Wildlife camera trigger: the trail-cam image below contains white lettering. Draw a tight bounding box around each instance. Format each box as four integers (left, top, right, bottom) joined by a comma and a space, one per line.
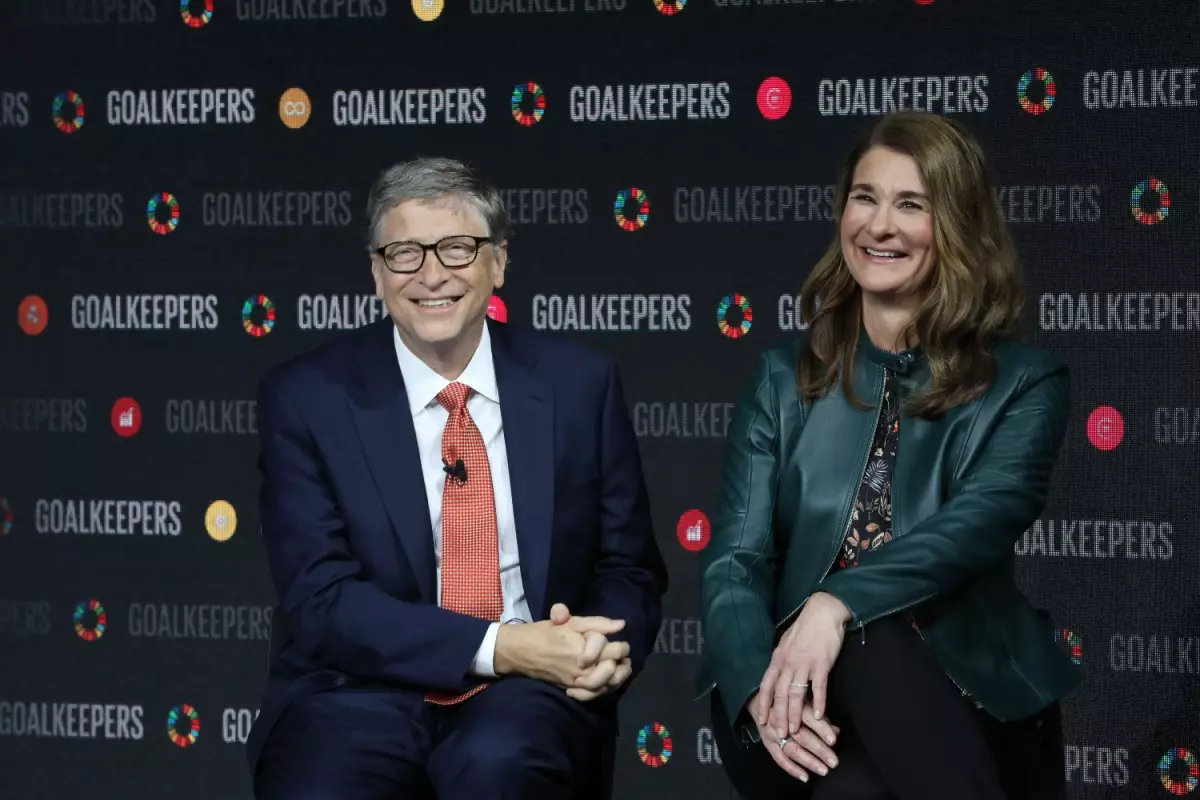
530, 294, 692, 331
674, 185, 835, 223
69, 295, 219, 330
105, 89, 256, 125
1063, 745, 1130, 785
817, 75, 989, 116
222, 708, 260, 743
331, 88, 487, 126
0, 92, 30, 127
1153, 408, 1200, 444
1038, 292, 1200, 332
633, 402, 734, 438
34, 500, 183, 536
568, 83, 731, 122
128, 604, 273, 641
0, 702, 144, 740
696, 727, 723, 764
165, 400, 258, 435
297, 295, 386, 330
1014, 519, 1174, 560
235, 0, 388, 18
201, 191, 353, 226
1082, 68, 1199, 110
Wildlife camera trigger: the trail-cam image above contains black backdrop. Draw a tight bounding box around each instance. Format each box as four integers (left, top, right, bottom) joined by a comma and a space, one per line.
2, 1, 1199, 798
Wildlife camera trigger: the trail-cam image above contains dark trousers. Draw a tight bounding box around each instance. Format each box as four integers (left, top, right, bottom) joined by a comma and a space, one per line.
253, 675, 612, 800
712, 615, 1066, 800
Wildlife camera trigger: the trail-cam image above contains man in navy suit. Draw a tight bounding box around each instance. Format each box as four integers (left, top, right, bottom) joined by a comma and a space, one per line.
247, 157, 668, 799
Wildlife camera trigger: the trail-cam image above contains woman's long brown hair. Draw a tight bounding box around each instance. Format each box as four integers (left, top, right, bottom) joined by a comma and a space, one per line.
797, 111, 1025, 419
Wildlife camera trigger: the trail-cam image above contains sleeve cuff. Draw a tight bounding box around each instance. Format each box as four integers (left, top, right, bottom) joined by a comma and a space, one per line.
469, 622, 500, 678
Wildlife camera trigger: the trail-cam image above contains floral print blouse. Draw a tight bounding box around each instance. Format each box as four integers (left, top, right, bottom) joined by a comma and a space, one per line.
832, 370, 901, 572
827, 367, 982, 707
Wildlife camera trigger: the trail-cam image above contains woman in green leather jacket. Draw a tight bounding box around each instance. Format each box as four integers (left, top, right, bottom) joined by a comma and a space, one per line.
698, 111, 1079, 799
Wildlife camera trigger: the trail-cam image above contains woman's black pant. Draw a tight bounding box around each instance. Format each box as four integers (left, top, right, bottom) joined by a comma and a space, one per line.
710, 614, 1065, 800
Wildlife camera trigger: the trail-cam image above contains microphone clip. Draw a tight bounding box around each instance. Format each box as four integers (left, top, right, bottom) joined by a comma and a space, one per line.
442, 458, 468, 485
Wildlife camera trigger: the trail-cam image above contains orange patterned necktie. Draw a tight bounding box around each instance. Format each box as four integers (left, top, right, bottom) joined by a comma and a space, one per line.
425, 381, 504, 706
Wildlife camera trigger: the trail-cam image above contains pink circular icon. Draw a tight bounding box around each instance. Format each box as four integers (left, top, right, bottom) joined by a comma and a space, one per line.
1087, 405, 1124, 451
676, 509, 711, 552
756, 77, 792, 121
487, 295, 508, 322
111, 397, 143, 438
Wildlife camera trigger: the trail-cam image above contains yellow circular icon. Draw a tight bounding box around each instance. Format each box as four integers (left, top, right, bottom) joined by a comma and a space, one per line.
412, 0, 444, 21
279, 88, 312, 129
205, 501, 238, 542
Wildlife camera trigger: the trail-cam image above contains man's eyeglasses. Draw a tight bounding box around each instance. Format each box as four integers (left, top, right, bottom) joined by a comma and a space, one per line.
374, 235, 493, 274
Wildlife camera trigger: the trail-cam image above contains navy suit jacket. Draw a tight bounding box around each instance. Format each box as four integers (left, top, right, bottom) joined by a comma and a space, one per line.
245, 316, 668, 770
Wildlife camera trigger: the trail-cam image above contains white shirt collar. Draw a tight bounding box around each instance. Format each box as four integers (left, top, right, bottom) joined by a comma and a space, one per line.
392, 321, 499, 416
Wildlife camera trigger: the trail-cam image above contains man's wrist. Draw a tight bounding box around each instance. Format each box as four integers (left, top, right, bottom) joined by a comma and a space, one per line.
493, 622, 519, 676
468, 622, 500, 678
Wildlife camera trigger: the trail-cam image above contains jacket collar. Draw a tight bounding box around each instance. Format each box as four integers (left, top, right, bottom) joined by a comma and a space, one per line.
857, 326, 924, 376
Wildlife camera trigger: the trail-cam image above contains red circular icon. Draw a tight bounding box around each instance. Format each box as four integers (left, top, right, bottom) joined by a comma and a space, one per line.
756, 77, 792, 121
914, 0, 935, 4
18, 295, 48, 336
676, 509, 711, 552
487, 295, 508, 323
1087, 405, 1124, 451
111, 397, 143, 437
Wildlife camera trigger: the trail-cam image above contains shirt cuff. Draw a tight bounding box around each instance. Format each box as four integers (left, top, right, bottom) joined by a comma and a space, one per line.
469, 622, 500, 678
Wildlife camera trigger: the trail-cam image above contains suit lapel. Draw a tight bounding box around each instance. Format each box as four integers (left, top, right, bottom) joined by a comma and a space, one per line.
489, 319, 554, 620
346, 320, 436, 602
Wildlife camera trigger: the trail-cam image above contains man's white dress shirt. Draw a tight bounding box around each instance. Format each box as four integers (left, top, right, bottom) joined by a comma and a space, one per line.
392, 323, 532, 677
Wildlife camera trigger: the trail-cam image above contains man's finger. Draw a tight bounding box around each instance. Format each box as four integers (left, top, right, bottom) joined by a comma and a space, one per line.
608, 658, 632, 687
565, 615, 626, 634
569, 657, 631, 701
578, 630, 607, 667
597, 640, 630, 663
575, 659, 615, 690
566, 686, 607, 702
550, 603, 571, 625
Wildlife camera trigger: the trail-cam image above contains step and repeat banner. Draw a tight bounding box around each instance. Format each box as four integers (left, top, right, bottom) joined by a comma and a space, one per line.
1, 1, 1198, 798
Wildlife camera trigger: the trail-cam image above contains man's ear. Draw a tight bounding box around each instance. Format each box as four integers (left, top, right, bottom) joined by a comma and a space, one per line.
491, 241, 509, 289
370, 256, 385, 299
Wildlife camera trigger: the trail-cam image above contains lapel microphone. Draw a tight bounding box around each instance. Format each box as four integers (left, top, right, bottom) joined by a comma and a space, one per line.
442, 458, 468, 484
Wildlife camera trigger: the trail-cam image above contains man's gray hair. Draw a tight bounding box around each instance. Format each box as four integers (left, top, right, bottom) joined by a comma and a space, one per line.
364, 156, 512, 251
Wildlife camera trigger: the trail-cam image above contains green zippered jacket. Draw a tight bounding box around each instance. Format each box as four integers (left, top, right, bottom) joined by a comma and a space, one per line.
697, 329, 1080, 741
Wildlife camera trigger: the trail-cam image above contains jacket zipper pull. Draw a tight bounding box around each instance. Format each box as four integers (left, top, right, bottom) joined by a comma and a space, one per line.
860, 626, 865, 645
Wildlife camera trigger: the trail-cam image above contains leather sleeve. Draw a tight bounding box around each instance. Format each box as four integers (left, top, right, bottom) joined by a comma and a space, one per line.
699, 350, 785, 728
818, 358, 1071, 629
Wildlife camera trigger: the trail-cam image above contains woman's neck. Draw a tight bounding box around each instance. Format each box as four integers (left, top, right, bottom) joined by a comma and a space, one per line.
860, 293, 919, 353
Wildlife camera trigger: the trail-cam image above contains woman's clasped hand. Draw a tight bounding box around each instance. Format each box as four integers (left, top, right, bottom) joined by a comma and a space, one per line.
747, 592, 852, 781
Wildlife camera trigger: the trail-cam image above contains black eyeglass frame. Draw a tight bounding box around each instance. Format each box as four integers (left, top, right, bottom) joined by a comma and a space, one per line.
373, 235, 495, 274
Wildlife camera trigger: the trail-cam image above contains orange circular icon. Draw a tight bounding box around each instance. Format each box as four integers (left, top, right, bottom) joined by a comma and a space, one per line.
412, 0, 445, 20
279, 88, 312, 129
18, 295, 48, 335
